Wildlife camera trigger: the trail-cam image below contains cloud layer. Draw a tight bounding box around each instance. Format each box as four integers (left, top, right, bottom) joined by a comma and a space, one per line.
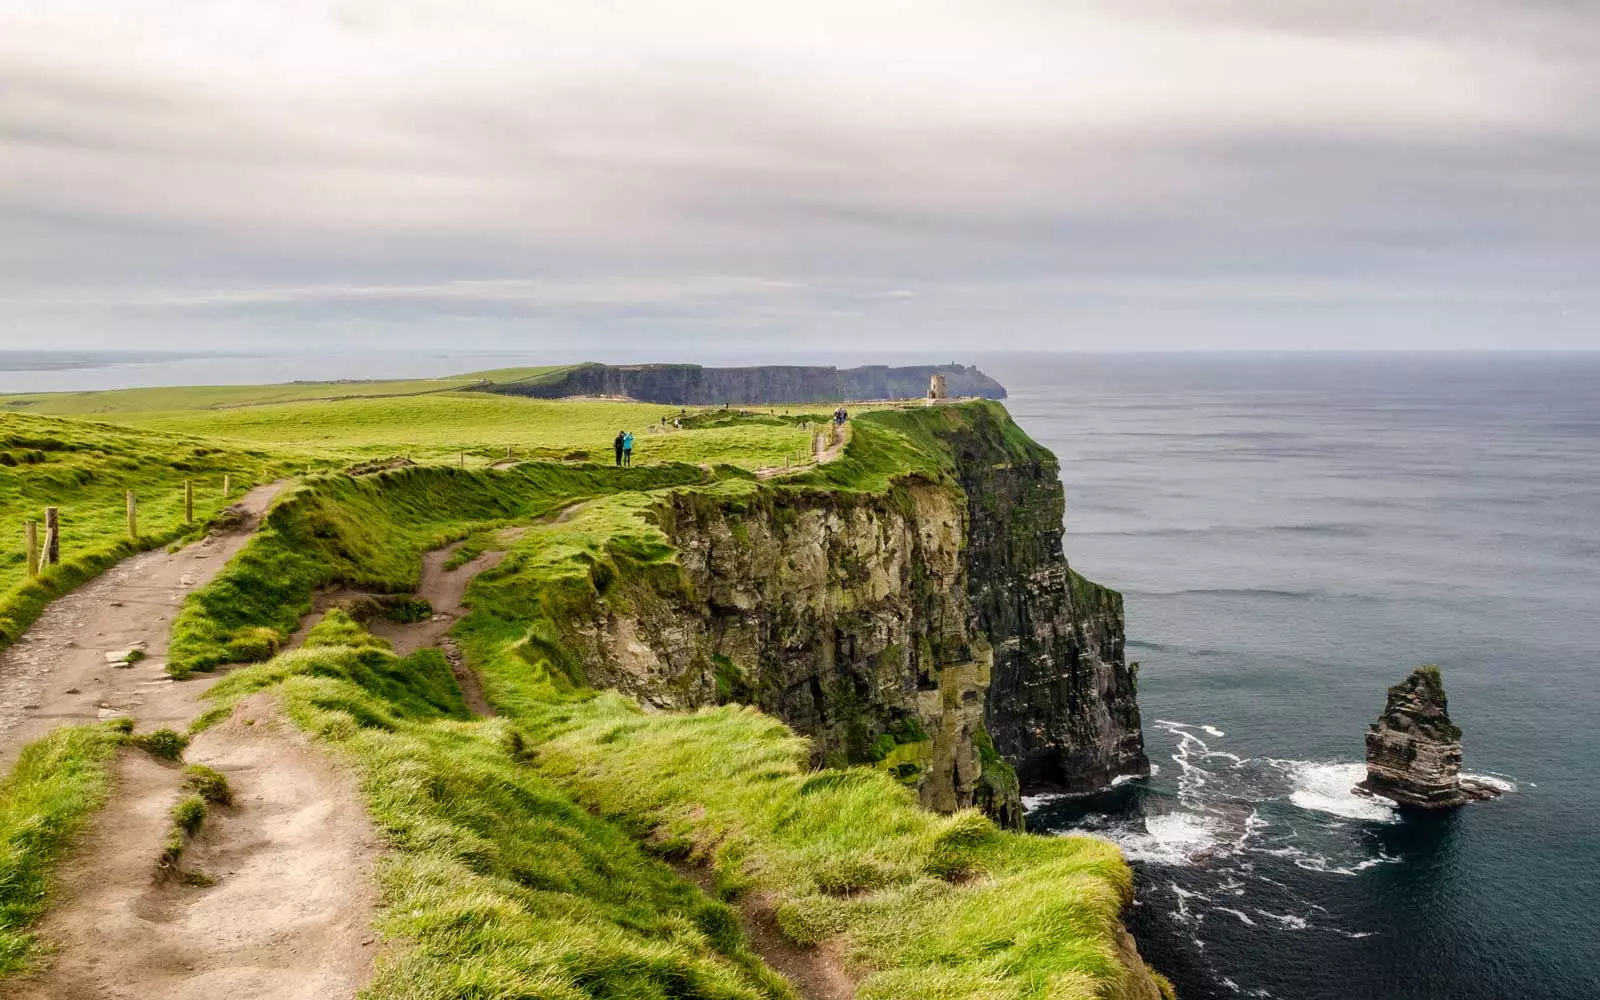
2, 1, 1596, 351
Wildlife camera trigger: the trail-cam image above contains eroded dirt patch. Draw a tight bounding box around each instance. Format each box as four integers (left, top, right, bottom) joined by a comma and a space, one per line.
673, 862, 856, 1000
8, 694, 381, 1000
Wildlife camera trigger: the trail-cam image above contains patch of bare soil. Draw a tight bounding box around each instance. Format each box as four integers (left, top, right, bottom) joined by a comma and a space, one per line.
365, 543, 507, 658
0, 482, 288, 772
6, 694, 381, 1000
673, 863, 856, 1000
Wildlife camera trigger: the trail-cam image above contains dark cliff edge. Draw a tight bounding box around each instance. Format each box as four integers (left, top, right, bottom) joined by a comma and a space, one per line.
471, 361, 1007, 404
548, 401, 1147, 828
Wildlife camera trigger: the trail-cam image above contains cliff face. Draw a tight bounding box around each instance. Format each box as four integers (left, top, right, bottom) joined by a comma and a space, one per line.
550, 404, 1146, 825
949, 420, 1150, 792
1357, 664, 1499, 808
477, 362, 1006, 404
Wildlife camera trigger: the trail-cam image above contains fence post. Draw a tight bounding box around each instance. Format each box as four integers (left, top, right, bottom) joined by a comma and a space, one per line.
24, 521, 37, 578
126, 491, 137, 540
184, 481, 194, 523
44, 507, 59, 565
459, 451, 465, 468
222, 474, 231, 499
506, 445, 513, 461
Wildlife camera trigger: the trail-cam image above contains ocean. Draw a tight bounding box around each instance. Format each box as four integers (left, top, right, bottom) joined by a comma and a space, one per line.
4, 349, 1596, 998
979, 353, 1600, 1000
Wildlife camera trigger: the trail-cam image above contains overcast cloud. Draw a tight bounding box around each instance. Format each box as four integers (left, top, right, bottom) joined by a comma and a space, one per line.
1, 0, 1596, 352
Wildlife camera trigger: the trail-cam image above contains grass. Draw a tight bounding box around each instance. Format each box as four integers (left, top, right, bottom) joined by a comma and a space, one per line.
182, 765, 232, 806
0, 412, 298, 650
0, 722, 126, 978
76, 394, 820, 471
166, 462, 713, 676
0, 376, 484, 416
196, 622, 797, 1000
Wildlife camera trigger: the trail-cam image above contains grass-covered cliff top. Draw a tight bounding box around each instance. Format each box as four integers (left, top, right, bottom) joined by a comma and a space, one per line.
0, 385, 1165, 999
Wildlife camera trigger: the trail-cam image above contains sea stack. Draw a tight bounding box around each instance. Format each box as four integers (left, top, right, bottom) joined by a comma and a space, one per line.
1356, 665, 1500, 807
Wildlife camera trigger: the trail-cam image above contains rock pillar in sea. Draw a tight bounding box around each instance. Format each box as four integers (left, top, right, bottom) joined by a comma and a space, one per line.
1355, 664, 1500, 807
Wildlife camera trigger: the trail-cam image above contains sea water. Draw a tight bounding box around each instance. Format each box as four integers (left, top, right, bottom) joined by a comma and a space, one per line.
979, 353, 1600, 1000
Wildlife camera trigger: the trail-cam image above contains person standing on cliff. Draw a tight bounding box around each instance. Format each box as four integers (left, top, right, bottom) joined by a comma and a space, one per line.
622, 430, 634, 466
613, 430, 625, 467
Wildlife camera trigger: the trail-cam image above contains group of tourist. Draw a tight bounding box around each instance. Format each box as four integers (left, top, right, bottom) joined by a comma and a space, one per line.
612, 430, 633, 467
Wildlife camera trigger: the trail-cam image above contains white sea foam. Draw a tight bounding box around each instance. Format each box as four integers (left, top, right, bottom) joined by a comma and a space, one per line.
1202, 725, 1226, 738
1463, 773, 1518, 793
1261, 845, 1401, 877
1214, 906, 1257, 926
1099, 812, 1228, 866
1253, 909, 1309, 930
1286, 762, 1399, 822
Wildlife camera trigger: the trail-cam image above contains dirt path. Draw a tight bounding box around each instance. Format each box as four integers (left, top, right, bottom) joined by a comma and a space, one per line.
6, 694, 381, 1000
367, 545, 509, 657
0, 481, 287, 771
754, 426, 847, 481
674, 863, 855, 1000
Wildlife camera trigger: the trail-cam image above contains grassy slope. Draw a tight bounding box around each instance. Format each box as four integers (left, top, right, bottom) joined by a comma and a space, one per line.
0, 412, 298, 647
200, 613, 796, 1000
0, 722, 127, 977
167, 462, 714, 676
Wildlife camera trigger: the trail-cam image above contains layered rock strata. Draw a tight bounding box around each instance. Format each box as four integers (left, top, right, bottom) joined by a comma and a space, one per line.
1356, 665, 1500, 807
552, 404, 1148, 827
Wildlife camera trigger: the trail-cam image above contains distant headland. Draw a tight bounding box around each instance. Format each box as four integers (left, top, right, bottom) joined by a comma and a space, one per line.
468, 361, 1007, 405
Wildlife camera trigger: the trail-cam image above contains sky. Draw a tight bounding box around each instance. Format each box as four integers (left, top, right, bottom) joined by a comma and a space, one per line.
1, 1, 1596, 353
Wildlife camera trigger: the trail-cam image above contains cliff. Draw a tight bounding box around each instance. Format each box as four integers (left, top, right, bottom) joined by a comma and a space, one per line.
545, 402, 1147, 825
1356, 664, 1500, 808
473, 362, 1007, 404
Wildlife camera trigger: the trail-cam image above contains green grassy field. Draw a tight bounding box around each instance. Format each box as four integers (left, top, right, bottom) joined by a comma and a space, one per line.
23, 394, 820, 470
0, 390, 826, 653
0, 413, 297, 647
0, 376, 484, 417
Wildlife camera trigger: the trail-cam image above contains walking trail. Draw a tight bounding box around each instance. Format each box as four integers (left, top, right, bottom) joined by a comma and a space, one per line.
0, 480, 386, 1000
0, 482, 286, 772
7, 694, 381, 1000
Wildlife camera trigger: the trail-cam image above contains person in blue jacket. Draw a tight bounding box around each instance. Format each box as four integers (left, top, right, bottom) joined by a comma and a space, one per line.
622, 430, 634, 466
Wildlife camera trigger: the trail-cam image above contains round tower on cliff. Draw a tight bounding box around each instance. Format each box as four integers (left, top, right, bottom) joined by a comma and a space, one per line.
928, 373, 948, 400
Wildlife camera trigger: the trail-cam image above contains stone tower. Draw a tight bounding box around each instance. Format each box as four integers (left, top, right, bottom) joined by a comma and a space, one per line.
928, 373, 948, 400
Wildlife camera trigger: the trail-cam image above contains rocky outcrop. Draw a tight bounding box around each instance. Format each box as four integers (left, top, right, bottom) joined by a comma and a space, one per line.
475, 362, 1006, 404
550, 403, 1147, 826
1356, 665, 1500, 808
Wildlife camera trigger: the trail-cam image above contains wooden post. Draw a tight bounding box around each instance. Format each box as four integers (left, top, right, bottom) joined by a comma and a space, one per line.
24, 521, 37, 578
44, 507, 59, 565
506, 445, 513, 461
459, 451, 465, 468
184, 481, 194, 523
126, 491, 137, 540
222, 474, 231, 499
